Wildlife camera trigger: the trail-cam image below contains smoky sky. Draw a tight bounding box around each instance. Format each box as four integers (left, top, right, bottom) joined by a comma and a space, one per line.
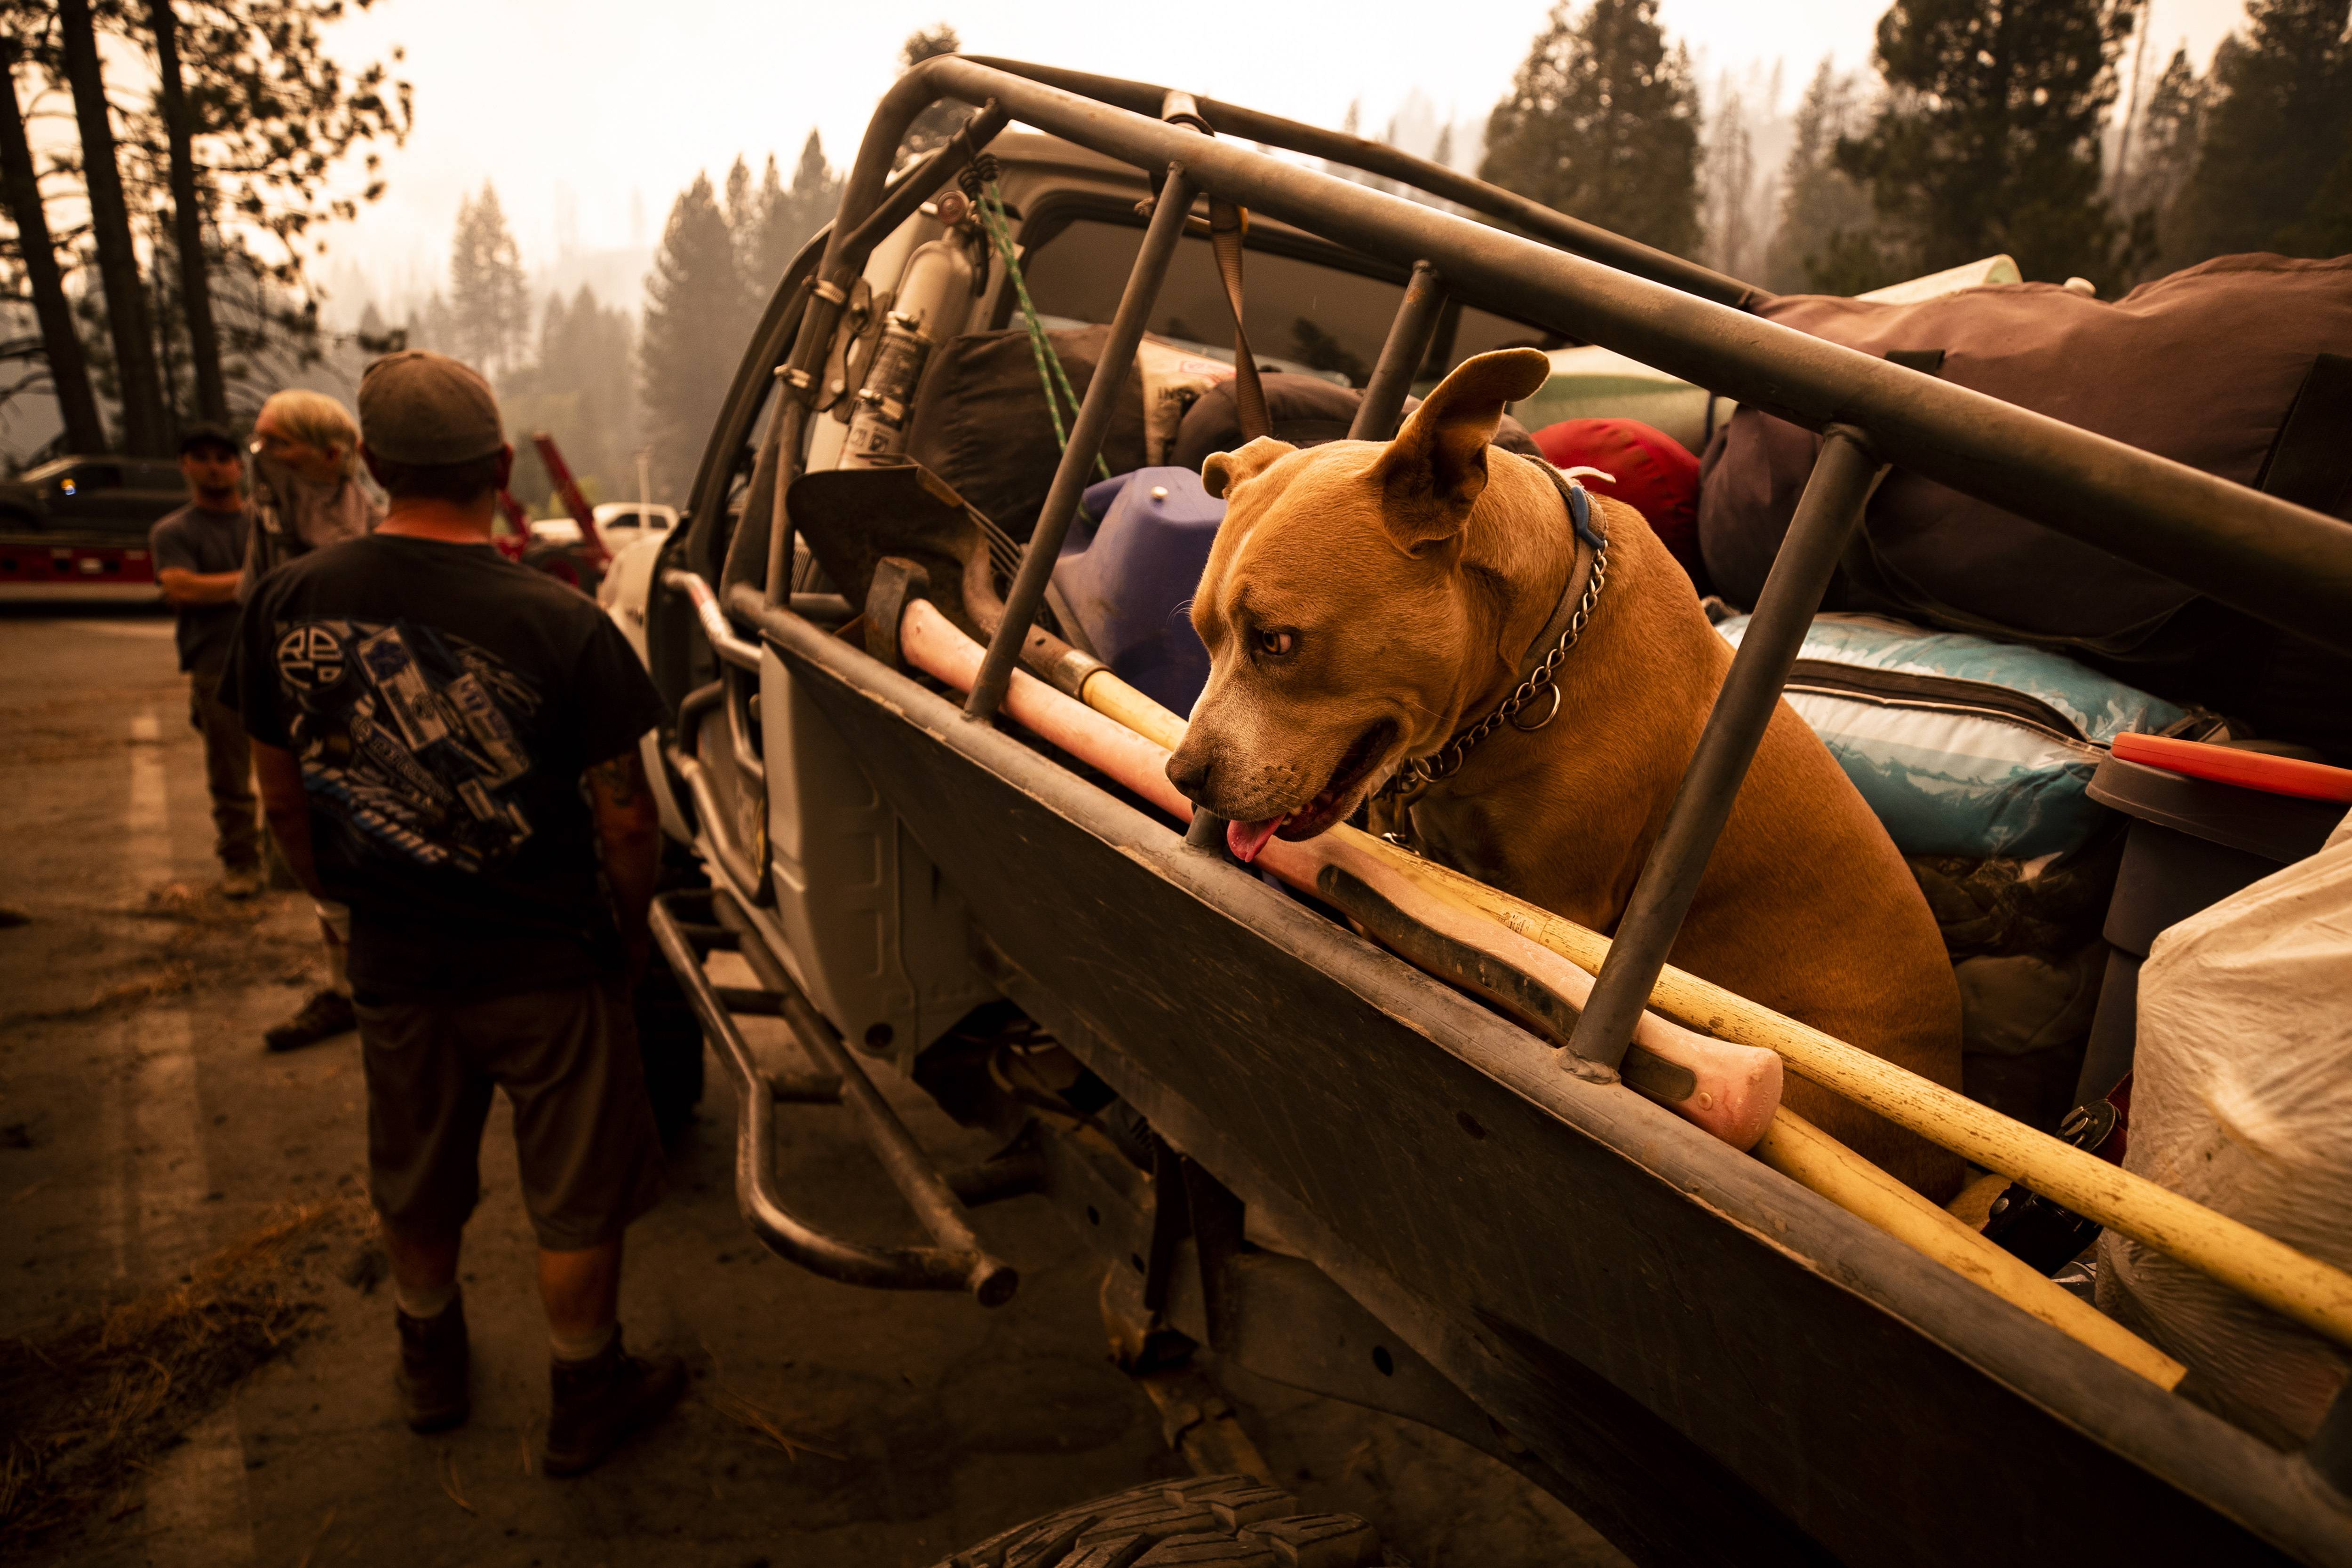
317, 0, 2249, 310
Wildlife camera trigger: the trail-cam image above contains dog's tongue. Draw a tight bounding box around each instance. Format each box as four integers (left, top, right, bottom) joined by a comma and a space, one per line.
1227, 816, 1283, 864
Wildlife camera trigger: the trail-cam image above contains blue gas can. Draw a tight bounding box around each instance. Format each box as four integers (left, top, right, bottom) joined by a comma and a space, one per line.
1053, 467, 1226, 714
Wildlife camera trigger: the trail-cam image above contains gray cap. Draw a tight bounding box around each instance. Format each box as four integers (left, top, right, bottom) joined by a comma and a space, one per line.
358, 350, 505, 465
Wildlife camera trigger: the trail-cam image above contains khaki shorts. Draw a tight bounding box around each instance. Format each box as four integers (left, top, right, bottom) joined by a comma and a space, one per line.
355, 982, 664, 1251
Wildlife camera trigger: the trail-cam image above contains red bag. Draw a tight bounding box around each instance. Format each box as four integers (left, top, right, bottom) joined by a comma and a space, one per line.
1532, 418, 1704, 590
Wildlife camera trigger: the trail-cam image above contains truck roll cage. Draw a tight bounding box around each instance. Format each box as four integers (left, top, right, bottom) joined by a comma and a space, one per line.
638, 55, 2352, 1564
736, 51, 2352, 1101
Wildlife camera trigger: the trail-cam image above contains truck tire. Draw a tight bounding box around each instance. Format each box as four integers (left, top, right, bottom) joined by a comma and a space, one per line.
930, 1474, 1406, 1567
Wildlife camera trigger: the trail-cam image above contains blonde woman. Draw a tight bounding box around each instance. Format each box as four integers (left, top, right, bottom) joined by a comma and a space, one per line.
241, 389, 385, 1053
242, 388, 385, 593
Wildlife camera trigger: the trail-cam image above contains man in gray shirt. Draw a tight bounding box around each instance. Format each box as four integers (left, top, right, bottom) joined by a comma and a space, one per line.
150, 425, 260, 896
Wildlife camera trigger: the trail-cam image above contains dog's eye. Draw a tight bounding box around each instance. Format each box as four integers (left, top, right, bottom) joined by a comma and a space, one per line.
1255, 629, 1295, 657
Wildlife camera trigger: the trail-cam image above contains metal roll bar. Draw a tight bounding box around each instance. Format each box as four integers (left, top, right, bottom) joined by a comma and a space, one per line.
967, 158, 1201, 721
778, 54, 2352, 1085
667, 567, 761, 670
1568, 427, 1889, 1069
1347, 258, 1449, 443
965, 57, 1764, 310
825, 56, 2352, 657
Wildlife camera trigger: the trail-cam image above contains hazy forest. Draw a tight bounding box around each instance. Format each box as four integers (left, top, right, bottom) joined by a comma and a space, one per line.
2, 1, 2348, 501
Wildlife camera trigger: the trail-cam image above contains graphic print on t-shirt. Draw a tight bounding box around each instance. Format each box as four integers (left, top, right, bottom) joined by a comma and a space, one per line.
272, 616, 541, 872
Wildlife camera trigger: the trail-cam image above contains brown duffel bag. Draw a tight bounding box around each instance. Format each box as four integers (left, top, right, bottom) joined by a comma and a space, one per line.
1697, 253, 2352, 758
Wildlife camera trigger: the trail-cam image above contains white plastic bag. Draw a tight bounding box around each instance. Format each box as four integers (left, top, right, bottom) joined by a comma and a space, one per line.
2098, 808, 2352, 1444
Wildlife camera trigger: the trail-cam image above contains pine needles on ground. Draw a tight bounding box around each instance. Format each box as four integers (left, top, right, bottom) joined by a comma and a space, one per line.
0, 1197, 364, 1556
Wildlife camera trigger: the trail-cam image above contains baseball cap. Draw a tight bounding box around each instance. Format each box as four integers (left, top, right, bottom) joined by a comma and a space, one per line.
177, 422, 242, 457
357, 350, 505, 465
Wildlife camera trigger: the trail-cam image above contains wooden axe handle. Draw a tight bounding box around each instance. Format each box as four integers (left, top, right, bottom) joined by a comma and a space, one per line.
1756, 1109, 2184, 1389
899, 606, 2241, 1377
1033, 638, 2352, 1355
1302, 850, 1780, 1149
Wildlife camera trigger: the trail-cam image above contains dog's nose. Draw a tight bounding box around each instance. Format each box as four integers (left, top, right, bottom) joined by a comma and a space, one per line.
1166, 749, 1211, 802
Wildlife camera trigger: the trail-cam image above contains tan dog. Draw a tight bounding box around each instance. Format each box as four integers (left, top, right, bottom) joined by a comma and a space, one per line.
1167, 348, 1963, 1196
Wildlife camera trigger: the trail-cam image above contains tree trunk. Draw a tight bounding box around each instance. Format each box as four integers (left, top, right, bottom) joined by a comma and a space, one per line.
148, 0, 223, 424
56, 0, 170, 455
0, 39, 107, 454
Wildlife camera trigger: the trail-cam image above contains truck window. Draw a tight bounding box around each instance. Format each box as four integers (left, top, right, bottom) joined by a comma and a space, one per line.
1016, 217, 1557, 388
1018, 217, 1408, 387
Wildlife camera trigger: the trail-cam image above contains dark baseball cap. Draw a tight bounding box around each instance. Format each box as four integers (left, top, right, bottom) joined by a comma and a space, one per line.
357, 350, 505, 465
177, 422, 242, 457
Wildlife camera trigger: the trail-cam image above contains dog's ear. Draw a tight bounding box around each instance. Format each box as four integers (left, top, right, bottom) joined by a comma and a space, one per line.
1371, 348, 1552, 551
1200, 436, 1294, 501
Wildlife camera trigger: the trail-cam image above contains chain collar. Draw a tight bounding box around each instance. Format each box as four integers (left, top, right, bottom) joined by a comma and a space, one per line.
1377, 468, 1610, 802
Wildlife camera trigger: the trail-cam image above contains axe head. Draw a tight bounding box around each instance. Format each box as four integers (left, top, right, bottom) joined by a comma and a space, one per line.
786, 457, 1012, 640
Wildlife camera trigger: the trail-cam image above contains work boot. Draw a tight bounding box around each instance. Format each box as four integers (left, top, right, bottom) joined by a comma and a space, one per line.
221, 863, 263, 900
395, 1296, 469, 1433
541, 1331, 685, 1477
265, 987, 355, 1052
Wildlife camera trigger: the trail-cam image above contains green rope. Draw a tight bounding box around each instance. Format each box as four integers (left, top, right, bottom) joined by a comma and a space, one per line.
975, 180, 1112, 483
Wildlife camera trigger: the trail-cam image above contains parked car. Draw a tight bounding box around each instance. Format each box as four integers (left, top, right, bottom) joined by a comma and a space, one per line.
0, 456, 184, 602
528, 500, 678, 555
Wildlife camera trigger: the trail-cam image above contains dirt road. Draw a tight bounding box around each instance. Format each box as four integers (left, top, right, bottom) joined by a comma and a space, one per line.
0, 603, 1617, 1568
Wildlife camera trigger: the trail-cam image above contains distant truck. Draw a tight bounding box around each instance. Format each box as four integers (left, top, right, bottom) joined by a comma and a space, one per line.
528, 500, 679, 555
0, 455, 184, 602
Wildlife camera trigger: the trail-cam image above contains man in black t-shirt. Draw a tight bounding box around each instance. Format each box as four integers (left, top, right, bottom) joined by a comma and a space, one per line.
224, 350, 682, 1475
151, 425, 260, 895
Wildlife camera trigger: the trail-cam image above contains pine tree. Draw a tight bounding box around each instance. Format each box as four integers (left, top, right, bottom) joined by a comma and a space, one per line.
2115, 47, 2203, 269
640, 171, 751, 495
739, 134, 838, 294
0, 16, 104, 453
781, 134, 841, 261
1, 0, 406, 454
506, 285, 636, 510
131, 0, 407, 425
57, 0, 169, 453
1836, 0, 2138, 289
2282, 147, 2352, 258
723, 154, 755, 238
1763, 59, 1885, 292
2167, 0, 2352, 263
1700, 87, 1757, 279
448, 181, 529, 377
148, 0, 225, 423
1480, 0, 1704, 259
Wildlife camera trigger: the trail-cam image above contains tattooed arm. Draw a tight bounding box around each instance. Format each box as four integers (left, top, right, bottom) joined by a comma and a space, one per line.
586, 745, 662, 979
252, 742, 324, 897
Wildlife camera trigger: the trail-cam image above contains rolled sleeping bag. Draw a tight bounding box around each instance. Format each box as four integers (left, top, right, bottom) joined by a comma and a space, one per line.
1713, 610, 2185, 861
